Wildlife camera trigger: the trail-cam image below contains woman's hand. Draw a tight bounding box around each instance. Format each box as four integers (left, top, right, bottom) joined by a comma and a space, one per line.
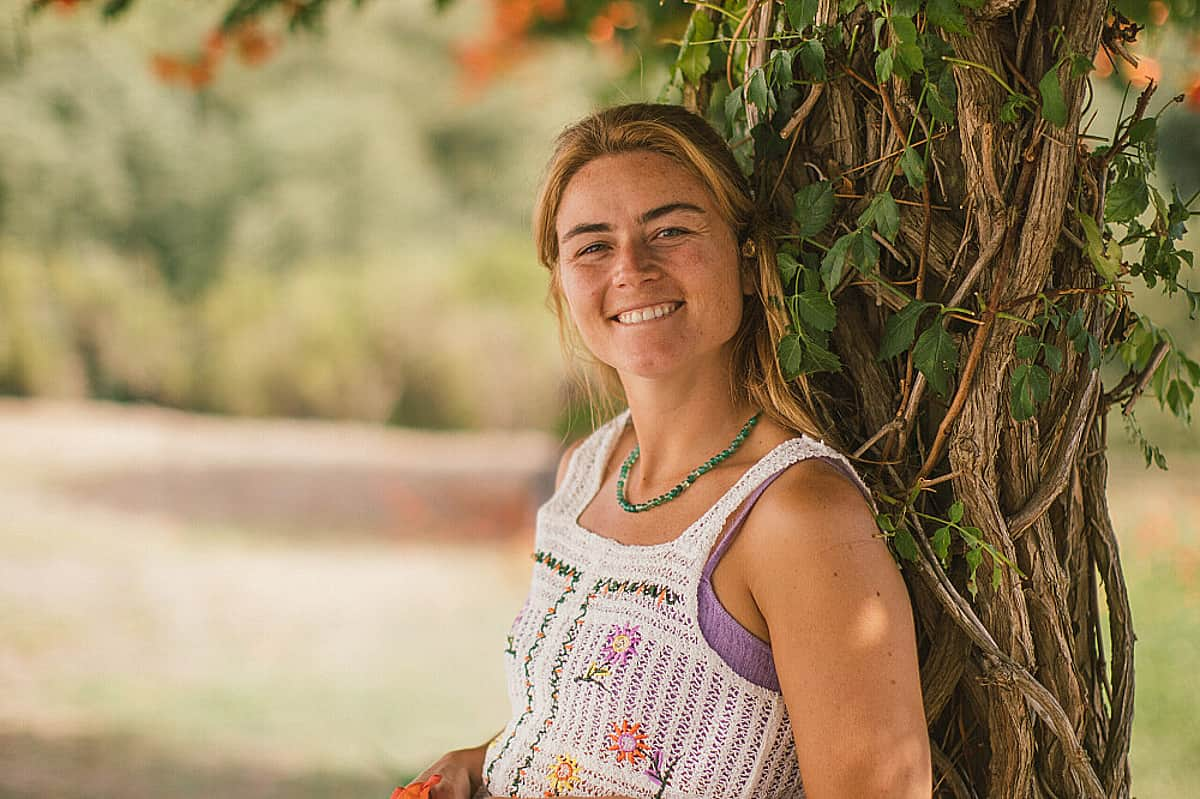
408, 743, 487, 799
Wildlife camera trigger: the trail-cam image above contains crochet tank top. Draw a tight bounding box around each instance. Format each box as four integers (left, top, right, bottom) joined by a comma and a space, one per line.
481, 410, 869, 799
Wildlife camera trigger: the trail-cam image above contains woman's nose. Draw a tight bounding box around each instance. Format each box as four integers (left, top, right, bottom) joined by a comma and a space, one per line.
611, 240, 659, 286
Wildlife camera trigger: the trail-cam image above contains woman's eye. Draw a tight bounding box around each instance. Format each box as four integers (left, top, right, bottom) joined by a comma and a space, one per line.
655, 227, 688, 239
578, 242, 606, 256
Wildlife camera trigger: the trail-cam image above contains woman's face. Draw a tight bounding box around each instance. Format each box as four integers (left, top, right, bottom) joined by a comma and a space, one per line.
554, 150, 751, 383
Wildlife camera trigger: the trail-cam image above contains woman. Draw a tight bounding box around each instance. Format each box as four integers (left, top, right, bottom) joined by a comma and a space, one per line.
408, 103, 930, 799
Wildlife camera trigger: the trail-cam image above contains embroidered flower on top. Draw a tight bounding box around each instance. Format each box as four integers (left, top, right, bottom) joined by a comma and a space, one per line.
546, 754, 581, 795
602, 624, 641, 666
574, 660, 613, 694
644, 747, 680, 799
607, 719, 650, 765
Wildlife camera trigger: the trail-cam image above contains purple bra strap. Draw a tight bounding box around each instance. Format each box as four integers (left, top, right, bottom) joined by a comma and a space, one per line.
701, 456, 865, 579
701, 465, 793, 580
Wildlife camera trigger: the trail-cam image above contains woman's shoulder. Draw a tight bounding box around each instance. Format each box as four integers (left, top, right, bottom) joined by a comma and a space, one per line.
740, 452, 882, 566
553, 409, 630, 490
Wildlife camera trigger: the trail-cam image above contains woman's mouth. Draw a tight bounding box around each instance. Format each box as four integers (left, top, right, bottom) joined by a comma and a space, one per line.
613, 302, 682, 325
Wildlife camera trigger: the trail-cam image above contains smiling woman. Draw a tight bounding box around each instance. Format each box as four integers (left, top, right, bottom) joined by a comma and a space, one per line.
400, 104, 931, 799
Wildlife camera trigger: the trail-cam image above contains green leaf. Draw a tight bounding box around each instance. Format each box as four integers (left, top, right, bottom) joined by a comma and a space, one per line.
778, 251, 802, 287
890, 15, 918, 44
1128, 117, 1157, 146
892, 0, 921, 14
797, 39, 827, 81
965, 545, 983, 598
932, 525, 951, 564
926, 0, 968, 33
1105, 175, 1150, 223
794, 290, 838, 332
1010, 363, 1050, 421
1066, 308, 1085, 341
913, 323, 959, 397
1077, 213, 1121, 280
894, 529, 919, 562
948, 500, 964, 524
1043, 343, 1063, 373
875, 46, 895, 84
778, 332, 806, 380
785, 0, 820, 31
992, 561, 1003, 590
793, 181, 835, 238
877, 513, 896, 533
1015, 335, 1040, 360
879, 299, 931, 360
896, 42, 925, 77
858, 191, 900, 242
747, 68, 774, 119
848, 230, 881, 273
1069, 53, 1092, 78
925, 78, 956, 124
821, 232, 856, 290
677, 12, 714, 84
1000, 92, 1034, 123
802, 338, 843, 373
900, 146, 926, 190
1038, 66, 1068, 127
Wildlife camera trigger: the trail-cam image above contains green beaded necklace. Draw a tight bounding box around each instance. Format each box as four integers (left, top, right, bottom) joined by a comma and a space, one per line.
616, 413, 760, 513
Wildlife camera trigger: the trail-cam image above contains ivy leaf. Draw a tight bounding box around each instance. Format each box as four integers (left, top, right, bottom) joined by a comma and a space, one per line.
890, 14, 918, 44
1043, 343, 1064, 373
894, 529, 919, 562
1011, 362, 1050, 421
1066, 308, 1085, 341
777, 251, 802, 287
797, 39, 827, 81
932, 525, 952, 564
879, 299, 931, 360
892, 0, 921, 14
784, 0, 819, 31
747, 68, 774, 119
677, 12, 714, 84
965, 545, 983, 598
849, 229, 881, 273
913, 323, 958, 397
1015, 334, 1040, 360
1038, 66, 1068, 127
926, 0, 969, 33
794, 290, 838, 333
793, 181, 834, 238
925, 75, 956, 124
948, 500, 964, 523
778, 332, 806, 380
1128, 117, 1157, 147
802, 337, 843, 373
1077, 213, 1121, 280
1105, 175, 1150, 223
900, 146, 926, 190
1000, 92, 1034, 123
821, 232, 856, 290
724, 87, 745, 130
875, 46, 895, 84
858, 191, 901, 243
896, 42, 925, 77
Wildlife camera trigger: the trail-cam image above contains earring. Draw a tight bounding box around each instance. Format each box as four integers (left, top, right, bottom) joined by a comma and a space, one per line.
740, 239, 757, 258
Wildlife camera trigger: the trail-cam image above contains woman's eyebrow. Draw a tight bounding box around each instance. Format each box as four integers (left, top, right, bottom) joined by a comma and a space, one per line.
560, 203, 707, 244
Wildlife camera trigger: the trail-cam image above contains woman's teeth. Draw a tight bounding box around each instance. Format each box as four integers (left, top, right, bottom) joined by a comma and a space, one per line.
616, 302, 680, 325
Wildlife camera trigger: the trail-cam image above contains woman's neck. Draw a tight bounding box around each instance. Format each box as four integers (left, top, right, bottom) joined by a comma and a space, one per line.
620, 369, 757, 489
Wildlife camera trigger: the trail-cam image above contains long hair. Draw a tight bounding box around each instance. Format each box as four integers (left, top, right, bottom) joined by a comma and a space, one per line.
533, 103, 826, 439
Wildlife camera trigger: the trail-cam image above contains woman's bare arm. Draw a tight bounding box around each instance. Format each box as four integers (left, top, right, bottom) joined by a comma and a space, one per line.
743, 459, 931, 798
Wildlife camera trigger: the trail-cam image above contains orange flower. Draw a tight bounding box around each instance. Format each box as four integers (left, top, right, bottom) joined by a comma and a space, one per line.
390, 773, 442, 799
606, 719, 650, 765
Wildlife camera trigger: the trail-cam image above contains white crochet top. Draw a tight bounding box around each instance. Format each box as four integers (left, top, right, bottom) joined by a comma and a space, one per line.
482, 410, 867, 799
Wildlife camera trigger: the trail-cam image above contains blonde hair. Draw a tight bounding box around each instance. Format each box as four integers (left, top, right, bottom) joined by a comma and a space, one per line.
534, 103, 825, 439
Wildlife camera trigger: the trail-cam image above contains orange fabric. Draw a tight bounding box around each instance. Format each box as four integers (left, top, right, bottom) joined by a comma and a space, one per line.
389, 773, 442, 799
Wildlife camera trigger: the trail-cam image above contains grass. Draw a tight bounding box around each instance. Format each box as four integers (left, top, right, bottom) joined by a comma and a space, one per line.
0, 400, 1196, 797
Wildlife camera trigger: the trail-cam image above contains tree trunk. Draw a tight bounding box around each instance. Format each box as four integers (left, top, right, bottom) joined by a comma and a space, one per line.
676, 2, 1146, 796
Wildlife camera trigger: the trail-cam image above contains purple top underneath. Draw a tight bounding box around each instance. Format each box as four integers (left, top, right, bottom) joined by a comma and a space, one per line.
697, 456, 867, 692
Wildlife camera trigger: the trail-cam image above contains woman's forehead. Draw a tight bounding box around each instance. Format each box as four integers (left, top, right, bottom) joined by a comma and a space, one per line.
556, 152, 716, 229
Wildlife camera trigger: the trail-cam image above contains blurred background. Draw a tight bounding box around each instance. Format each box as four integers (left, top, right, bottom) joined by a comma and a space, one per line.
0, 0, 1196, 796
